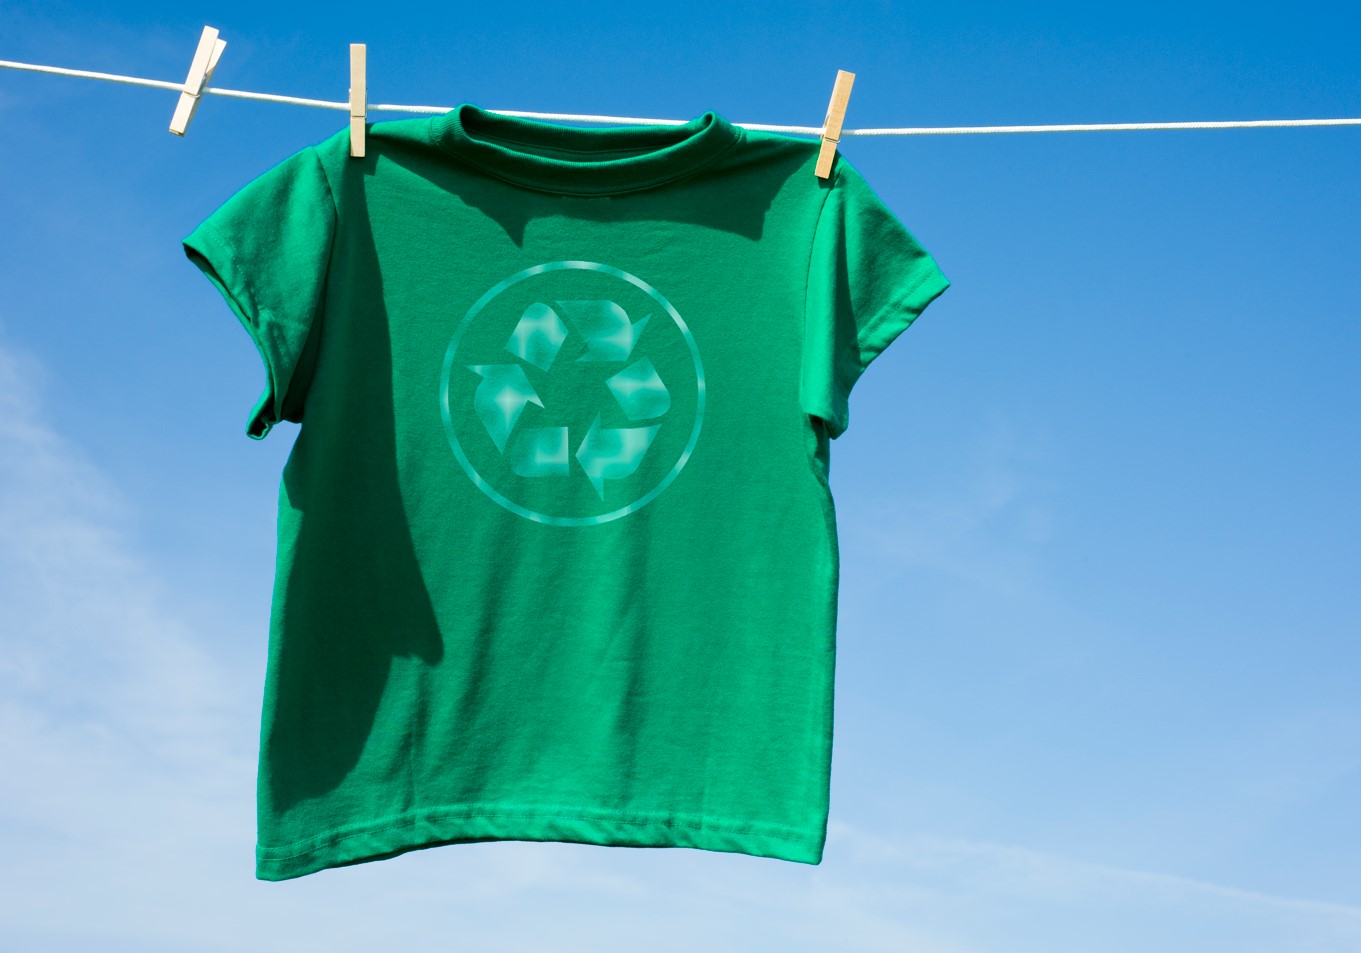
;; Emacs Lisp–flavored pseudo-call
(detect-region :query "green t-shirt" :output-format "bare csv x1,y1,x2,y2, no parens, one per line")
183,103,949,881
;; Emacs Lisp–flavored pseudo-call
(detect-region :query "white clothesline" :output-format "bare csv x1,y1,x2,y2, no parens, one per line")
4,56,1361,136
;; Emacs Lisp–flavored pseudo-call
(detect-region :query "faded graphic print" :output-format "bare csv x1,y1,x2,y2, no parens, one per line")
440,261,705,526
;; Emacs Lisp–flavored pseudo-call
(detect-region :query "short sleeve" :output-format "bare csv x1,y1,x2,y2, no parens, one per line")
802,157,950,440
182,144,337,440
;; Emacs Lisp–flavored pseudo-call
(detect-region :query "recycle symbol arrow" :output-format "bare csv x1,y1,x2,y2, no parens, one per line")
466,300,671,500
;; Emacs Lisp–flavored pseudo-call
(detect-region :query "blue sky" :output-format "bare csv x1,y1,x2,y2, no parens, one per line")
1,2,1358,950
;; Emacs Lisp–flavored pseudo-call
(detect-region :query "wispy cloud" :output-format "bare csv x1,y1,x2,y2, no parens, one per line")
828,820,1361,920
0,330,260,946
844,405,1061,599
814,820,1361,952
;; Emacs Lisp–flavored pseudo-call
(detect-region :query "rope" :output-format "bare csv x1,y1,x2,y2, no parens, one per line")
3,56,1360,136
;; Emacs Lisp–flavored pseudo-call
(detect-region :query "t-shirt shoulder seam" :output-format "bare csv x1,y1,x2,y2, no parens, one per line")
306,144,341,221
803,160,842,328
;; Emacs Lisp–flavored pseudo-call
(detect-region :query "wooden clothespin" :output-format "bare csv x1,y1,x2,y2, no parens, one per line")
170,26,226,136
815,69,855,179
349,44,367,158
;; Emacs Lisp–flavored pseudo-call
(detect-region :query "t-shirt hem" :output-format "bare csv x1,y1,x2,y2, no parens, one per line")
256,803,827,880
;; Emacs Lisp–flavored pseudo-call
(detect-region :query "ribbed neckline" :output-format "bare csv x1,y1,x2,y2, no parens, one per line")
429,103,744,195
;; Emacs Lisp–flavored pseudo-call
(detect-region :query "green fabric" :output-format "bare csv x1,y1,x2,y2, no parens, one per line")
182,103,950,882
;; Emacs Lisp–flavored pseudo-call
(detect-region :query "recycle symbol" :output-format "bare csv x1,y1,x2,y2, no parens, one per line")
466,299,670,500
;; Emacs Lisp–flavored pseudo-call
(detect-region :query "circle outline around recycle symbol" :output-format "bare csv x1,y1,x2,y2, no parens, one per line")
439,260,706,527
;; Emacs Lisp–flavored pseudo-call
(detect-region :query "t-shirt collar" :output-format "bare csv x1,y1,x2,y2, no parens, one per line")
430,103,743,196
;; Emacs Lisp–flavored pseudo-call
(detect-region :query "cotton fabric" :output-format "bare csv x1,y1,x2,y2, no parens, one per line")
182,103,949,881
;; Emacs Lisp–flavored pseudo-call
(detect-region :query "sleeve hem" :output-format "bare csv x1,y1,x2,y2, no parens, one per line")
853,261,951,373
182,219,280,440
820,262,949,441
